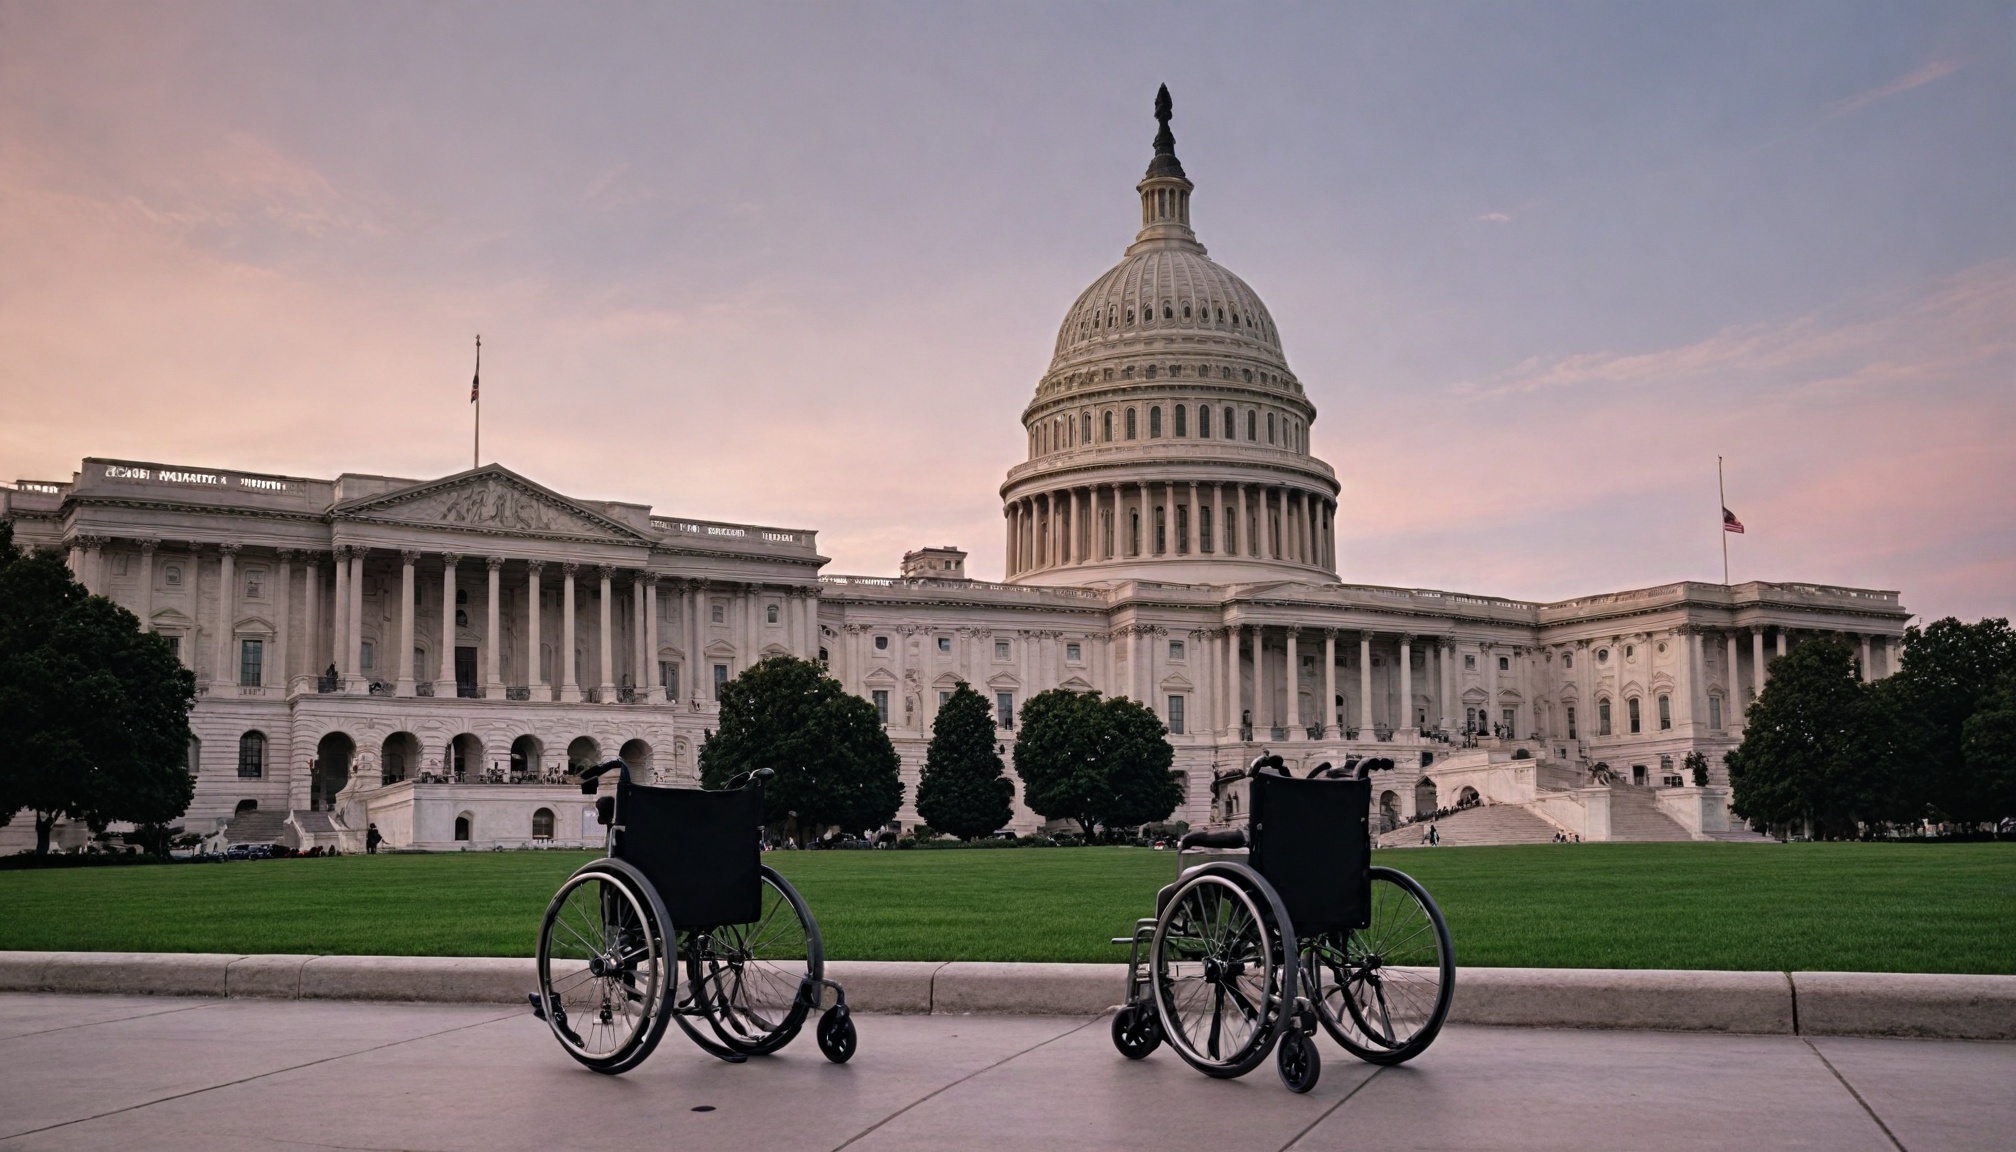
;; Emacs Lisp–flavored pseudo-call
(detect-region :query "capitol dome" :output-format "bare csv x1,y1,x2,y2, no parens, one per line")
1002,86,1339,588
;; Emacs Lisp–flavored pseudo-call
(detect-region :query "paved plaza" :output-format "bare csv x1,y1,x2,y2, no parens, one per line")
2,993,2010,1150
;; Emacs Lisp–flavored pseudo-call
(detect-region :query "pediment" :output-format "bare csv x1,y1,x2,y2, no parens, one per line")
932,673,969,689
1159,674,1195,691
986,672,1021,691
335,467,647,544
1058,676,1094,693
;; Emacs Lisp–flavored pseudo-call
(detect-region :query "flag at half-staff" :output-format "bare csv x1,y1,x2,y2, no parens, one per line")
1722,507,1745,534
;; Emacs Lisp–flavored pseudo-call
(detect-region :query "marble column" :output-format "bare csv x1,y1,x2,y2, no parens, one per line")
347,548,365,686
597,566,616,698
560,564,580,702
1070,488,1083,564
439,554,459,693
687,580,704,703
1441,641,1457,733
1859,634,1874,683
1484,642,1500,733
1358,633,1373,736
136,540,157,632
1776,631,1788,660
273,550,292,687
396,551,417,696
1726,632,1743,726
482,557,503,697
630,575,646,690
1284,628,1301,738
304,555,321,676
1236,485,1250,557
644,575,660,694
1223,625,1241,735
331,546,350,678
1004,505,1017,576
216,544,239,689
1686,630,1708,734
1751,628,1767,697
1885,635,1900,680
527,561,545,697
1322,629,1337,739
1399,634,1415,737
1185,481,1198,555
1255,629,1269,732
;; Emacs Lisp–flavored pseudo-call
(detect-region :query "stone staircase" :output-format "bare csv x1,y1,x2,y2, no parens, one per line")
221,809,288,845
1377,803,1559,848
1604,786,1695,842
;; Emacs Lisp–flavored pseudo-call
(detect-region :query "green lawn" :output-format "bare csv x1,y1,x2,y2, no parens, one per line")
1,842,2011,973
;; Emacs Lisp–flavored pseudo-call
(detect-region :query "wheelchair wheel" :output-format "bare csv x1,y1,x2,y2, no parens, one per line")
1149,870,1286,1079
1110,1003,1162,1059
535,860,673,1074
685,865,824,1056
1305,866,1454,1066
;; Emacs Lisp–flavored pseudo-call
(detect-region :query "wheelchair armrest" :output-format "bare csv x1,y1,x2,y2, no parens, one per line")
1178,827,1249,851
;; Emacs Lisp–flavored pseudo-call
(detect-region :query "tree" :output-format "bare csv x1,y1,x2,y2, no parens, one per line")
1869,617,2016,828
1682,750,1709,788
698,655,903,844
1727,638,1882,838
0,522,196,854
1960,676,2016,831
915,682,1014,840
1013,688,1179,839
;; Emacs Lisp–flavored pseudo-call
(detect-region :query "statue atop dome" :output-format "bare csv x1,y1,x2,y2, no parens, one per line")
1148,83,1186,179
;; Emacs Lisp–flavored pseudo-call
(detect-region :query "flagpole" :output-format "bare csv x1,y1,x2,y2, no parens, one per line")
1718,455,1729,586
472,335,481,471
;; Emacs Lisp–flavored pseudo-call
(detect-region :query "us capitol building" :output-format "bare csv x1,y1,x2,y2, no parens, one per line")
2,93,1910,853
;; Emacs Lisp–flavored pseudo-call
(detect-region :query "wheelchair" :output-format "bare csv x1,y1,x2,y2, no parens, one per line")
1110,754,1454,1092
528,760,856,1074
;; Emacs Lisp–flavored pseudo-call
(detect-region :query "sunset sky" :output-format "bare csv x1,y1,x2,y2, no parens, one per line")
3,2,2011,620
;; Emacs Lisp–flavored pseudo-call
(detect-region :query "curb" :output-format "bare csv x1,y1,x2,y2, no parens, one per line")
1,952,2011,1040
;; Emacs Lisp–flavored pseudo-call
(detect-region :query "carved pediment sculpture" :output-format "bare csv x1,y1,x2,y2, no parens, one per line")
344,471,639,542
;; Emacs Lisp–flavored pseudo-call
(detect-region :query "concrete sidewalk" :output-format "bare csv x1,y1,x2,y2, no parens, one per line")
2,993,2010,1151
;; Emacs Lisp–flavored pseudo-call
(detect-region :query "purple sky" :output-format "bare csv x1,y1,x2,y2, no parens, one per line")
3,2,2011,620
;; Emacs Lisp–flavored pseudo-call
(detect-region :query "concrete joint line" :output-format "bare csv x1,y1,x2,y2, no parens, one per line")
1785,970,1801,1035
1280,1066,1384,1151
1803,1037,1907,1152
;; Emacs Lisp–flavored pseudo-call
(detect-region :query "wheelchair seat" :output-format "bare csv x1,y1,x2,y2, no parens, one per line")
610,780,762,930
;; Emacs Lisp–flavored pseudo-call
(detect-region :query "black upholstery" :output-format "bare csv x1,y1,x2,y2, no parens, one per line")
610,781,763,929
1248,773,1371,934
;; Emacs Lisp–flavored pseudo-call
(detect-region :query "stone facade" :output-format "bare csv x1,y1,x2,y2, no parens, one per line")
0,97,1911,851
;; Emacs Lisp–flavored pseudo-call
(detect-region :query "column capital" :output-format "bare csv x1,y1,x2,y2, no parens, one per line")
486,555,505,571
641,572,659,587
218,542,243,556
441,551,461,567
275,547,298,563
138,538,160,555
400,549,422,565
561,561,579,576
1398,632,1417,645
526,558,545,573
596,565,616,581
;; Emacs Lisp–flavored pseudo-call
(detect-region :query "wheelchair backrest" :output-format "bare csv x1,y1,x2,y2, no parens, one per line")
610,781,763,929
1248,772,1371,935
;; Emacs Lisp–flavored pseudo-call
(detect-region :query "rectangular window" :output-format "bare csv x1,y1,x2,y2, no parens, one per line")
1599,700,1613,736
1658,695,1672,730
1169,640,1185,661
237,735,263,778
711,603,725,623
939,690,952,707
996,692,1015,729
414,646,427,680
165,635,180,660
1174,405,1187,437
361,641,375,671
873,689,890,724
1708,695,1723,731
995,640,1011,660
938,636,952,652
244,568,265,599
1167,695,1185,735
1223,513,1235,554
1155,507,1167,553
1200,506,1213,552
1066,642,1082,662
238,639,263,687
1267,412,1276,443
1566,705,1578,739
1563,653,1574,669
1628,697,1642,734
1464,654,1476,670
713,664,729,697
660,662,679,700
1498,656,1510,671
1502,708,1515,733
164,564,183,586
1247,410,1257,440
1175,505,1188,553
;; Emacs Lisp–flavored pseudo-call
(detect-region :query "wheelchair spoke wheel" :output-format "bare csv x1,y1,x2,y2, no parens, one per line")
686,865,823,1056
1150,871,1283,1079
536,863,671,1074
1307,866,1454,1066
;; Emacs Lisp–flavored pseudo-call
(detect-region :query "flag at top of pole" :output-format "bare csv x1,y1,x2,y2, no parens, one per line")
470,335,481,471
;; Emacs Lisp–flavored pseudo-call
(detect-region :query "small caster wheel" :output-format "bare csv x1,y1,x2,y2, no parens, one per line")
816,1005,857,1064
1277,1028,1320,1094
1110,1005,1162,1060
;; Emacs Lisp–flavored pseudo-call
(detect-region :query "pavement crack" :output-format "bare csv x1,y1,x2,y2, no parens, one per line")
1280,1065,1385,1150
0,997,220,1042
1802,1037,1906,1152
0,1009,521,1144
829,1015,1103,1152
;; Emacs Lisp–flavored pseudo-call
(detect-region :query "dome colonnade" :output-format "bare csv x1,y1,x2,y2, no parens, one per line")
1003,84,1339,586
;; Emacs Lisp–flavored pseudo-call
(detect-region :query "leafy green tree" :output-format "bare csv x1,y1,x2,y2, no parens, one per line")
1869,618,2016,828
1013,688,1179,839
698,655,903,844
1959,676,2016,830
1727,638,1881,838
1682,750,1709,788
0,523,196,855
915,682,1013,840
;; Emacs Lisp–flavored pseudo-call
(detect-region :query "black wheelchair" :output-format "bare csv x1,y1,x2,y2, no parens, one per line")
1110,754,1454,1092
529,760,856,1074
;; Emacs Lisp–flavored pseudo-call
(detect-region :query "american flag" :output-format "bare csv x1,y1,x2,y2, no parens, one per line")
470,335,481,403
1723,507,1745,534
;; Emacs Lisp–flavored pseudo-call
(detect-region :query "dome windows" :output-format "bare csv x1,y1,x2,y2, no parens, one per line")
1145,364,1158,380
1173,405,1187,437
1223,406,1234,436
1125,408,1138,439
1242,368,1253,383
1182,303,1192,319
1148,406,1163,438
1198,405,1212,438
1125,307,1134,324
1216,306,1225,322
1162,303,1173,320
1102,411,1114,441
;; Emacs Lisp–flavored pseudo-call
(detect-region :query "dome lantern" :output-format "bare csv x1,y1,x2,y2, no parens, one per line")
1134,84,1201,253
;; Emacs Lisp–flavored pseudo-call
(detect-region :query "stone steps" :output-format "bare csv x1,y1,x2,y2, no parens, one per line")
221,810,287,845
1605,786,1696,842
1378,803,1559,848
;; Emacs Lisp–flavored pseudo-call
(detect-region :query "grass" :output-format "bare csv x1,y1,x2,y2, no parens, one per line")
0,842,2011,973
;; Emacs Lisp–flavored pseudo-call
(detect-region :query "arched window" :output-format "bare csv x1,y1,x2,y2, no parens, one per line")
1173,405,1187,437
1125,409,1138,439
1223,406,1235,437
1598,698,1613,736
1198,405,1212,438
532,808,555,840
1081,411,1092,441
237,731,265,779
1658,694,1672,730
1102,411,1113,441
454,814,471,841
1162,302,1173,319
1246,410,1257,440
1148,406,1162,438
1627,697,1642,734
1267,412,1276,443
1145,363,1158,380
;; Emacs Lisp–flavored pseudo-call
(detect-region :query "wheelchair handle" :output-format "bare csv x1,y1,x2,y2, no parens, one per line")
723,767,776,790
578,758,630,795
1246,753,1289,779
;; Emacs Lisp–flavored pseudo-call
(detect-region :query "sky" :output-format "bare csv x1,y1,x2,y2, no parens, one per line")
2,1,2011,621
